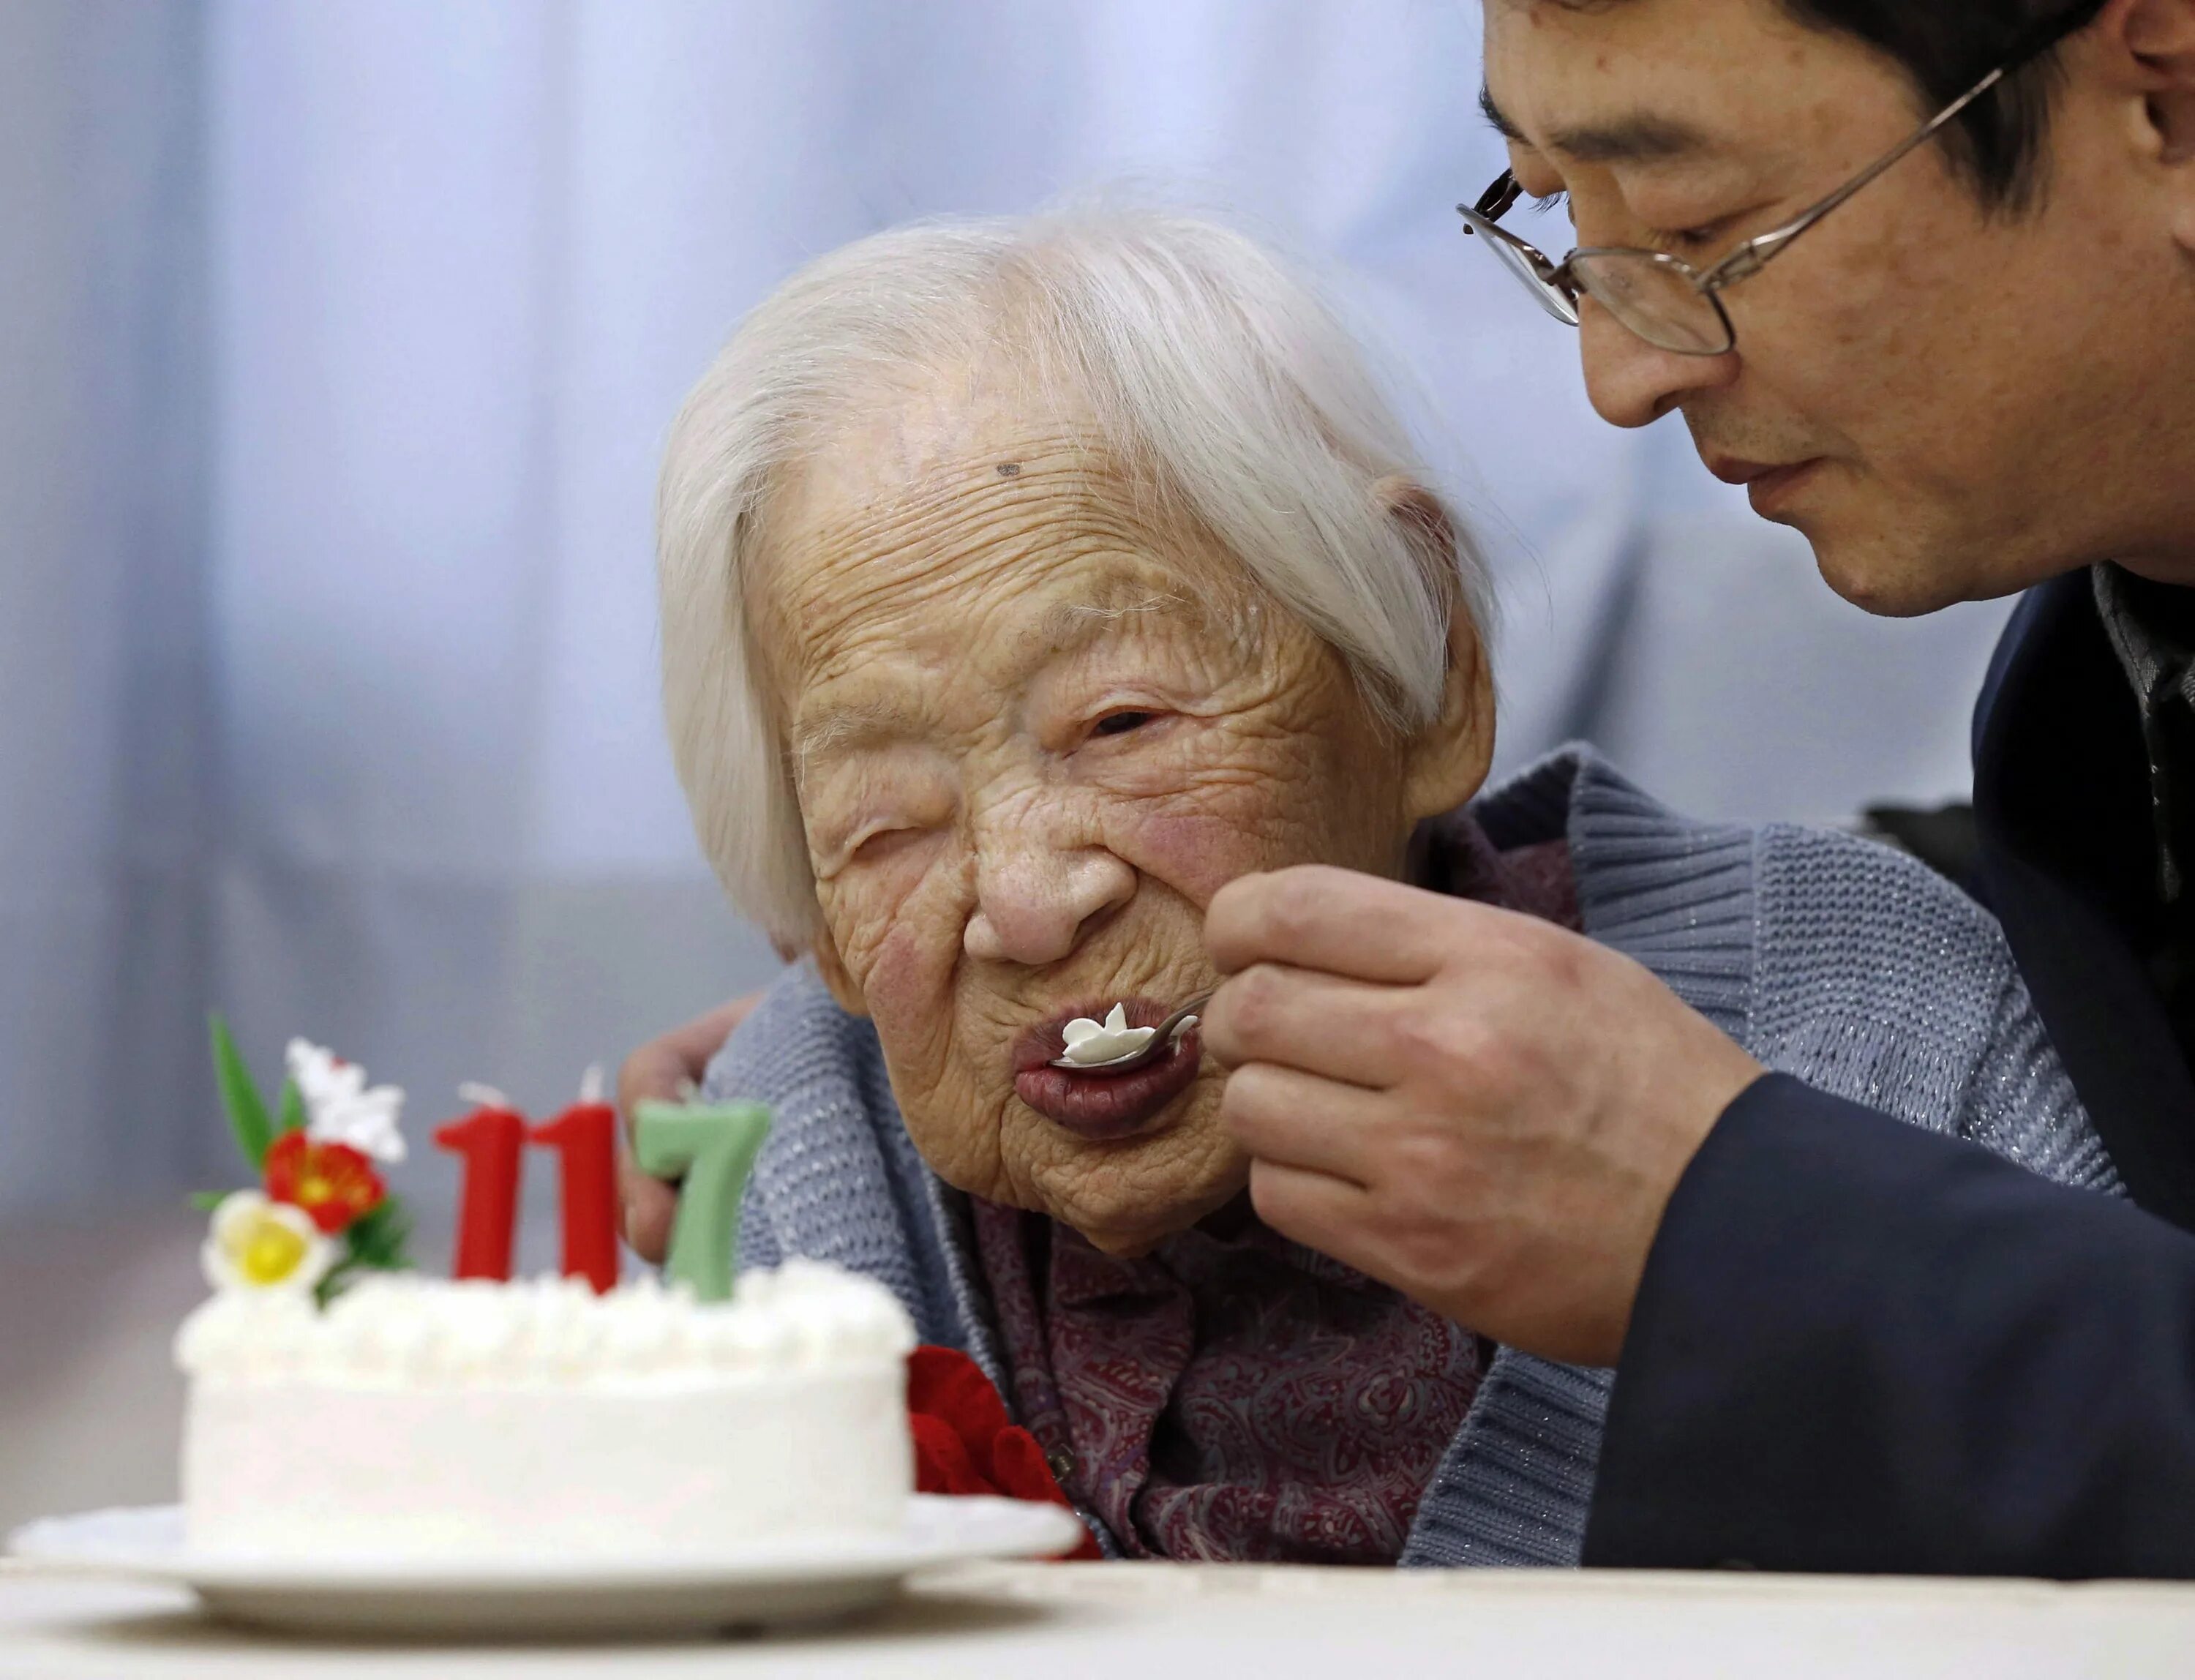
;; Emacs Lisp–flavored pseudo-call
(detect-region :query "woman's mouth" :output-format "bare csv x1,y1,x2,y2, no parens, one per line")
1012,1000,1204,1141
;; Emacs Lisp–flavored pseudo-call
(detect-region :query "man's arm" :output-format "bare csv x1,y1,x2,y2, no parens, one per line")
1586,1074,2195,1579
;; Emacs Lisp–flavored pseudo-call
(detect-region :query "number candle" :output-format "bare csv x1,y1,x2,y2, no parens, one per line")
432,1087,527,1281
530,1090,621,1294
631,1100,772,1302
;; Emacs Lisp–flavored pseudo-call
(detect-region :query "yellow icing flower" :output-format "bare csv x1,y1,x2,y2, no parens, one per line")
201,1190,337,1294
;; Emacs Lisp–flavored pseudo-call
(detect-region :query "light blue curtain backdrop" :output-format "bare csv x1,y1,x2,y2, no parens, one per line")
1,0,2017,1227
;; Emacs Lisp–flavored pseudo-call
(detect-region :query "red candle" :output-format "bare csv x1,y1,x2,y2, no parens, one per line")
433,1092,528,1281
529,1099,621,1294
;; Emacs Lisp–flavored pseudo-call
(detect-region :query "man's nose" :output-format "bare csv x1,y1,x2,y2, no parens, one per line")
964,844,1136,966
1577,299,1740,430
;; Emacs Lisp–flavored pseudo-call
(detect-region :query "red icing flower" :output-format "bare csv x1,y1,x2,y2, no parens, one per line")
907,1344,1100,1561
263,1129,386,1234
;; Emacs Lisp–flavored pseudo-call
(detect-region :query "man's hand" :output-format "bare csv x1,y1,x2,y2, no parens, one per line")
1202,866,1762,1367
618,994,764,1261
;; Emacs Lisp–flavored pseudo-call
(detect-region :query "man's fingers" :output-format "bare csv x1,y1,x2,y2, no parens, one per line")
618,1043,692,1125
616,991,766,1136
1206,866,1477,983
1244,1157,1377,1267
1219,1061,1384,1185
620,1154,679,1263
1204,964,1417,1088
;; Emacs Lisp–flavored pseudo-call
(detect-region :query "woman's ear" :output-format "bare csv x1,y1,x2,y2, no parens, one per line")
1375,476,1497,822
806,921,871,1018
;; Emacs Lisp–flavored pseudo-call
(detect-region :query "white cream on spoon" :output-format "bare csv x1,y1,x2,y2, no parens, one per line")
1058,1003,1156,1068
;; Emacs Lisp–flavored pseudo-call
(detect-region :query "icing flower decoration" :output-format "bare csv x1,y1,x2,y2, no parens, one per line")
198,1015,416,1304
262,1129,386,1234
1058,1003,1155,1067
286,1038,408,1163
201,1190,338,1295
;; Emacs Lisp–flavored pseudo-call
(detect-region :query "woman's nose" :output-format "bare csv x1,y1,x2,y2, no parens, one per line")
964,846,1136,966
1577,299,1740,429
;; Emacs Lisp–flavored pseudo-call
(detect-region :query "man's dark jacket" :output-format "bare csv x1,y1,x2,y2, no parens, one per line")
1583,571,2195,1578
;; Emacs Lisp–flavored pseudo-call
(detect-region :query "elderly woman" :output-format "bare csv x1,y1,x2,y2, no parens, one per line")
643,208,2115,1567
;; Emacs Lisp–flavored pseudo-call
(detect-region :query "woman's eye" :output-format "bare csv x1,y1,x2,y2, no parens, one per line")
849,825,921,863
1091,709,1158,738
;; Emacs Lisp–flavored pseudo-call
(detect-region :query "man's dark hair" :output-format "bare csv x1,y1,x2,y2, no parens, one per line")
1774,0,2109,209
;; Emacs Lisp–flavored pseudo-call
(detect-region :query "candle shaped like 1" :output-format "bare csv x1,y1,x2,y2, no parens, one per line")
631,1100,772,1302
529,1098,621,1294
432,1097,528,1280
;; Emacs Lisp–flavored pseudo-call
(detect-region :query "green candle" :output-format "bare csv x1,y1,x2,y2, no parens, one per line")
631,1100,773,1302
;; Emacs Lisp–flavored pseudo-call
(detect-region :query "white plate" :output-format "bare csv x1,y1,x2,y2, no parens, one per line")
6,1496,1084,1638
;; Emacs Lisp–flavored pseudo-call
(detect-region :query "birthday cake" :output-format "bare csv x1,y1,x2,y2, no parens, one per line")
173,1028,916,1560
176,1264,915,1559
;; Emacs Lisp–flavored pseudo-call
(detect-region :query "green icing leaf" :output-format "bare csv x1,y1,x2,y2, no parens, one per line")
316,1200,416,1307
277,1079,307,1136
209,1014,273,1170
187,1188,229,1212
344,1199,413,1273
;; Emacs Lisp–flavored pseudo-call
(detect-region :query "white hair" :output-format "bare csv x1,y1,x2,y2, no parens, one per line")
658,206,1496,948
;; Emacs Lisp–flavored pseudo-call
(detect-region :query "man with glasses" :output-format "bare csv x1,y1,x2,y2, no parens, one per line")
1201,0,2195,1575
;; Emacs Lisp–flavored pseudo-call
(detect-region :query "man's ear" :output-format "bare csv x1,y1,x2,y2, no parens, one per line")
1374,476,1498,822
2105,0,2195,181
806,922,870,1018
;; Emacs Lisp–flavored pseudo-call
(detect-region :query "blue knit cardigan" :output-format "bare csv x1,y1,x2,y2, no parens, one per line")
702,747,2119,1567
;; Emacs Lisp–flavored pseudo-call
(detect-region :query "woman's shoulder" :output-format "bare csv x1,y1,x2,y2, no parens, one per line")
701,963,908,1201
1494,746,2103,1177
703,964,884,1106
1746,815,2016,1054
1479,743,2015,1018
1747,816,2112,1189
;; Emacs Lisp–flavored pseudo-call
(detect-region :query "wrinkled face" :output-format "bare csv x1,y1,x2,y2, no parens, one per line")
1484,0,2195,610
751,373,1442,1255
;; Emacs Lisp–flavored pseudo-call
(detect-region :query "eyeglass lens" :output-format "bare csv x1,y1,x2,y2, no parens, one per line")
1566,252,1733,355
1463,214,1581,327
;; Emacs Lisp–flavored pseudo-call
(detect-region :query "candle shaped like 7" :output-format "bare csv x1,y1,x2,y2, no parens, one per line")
631,1100,773,1302
529,1100,620,1294
432,1101,528,1280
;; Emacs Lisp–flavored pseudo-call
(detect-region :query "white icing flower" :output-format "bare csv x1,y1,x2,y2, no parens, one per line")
1059,1002,1156,1066
286,1038,408,1161
201,1190,338,1295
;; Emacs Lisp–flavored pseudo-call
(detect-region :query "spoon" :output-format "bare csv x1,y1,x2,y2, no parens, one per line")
1049,992,1214,1075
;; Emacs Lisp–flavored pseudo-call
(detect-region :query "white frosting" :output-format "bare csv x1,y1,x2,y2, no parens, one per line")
176,1261,918,1559
175,1259,914,1390
1059,1002,1156,1066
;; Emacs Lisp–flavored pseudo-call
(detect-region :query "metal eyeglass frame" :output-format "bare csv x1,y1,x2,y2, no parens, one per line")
1458,58,2021,356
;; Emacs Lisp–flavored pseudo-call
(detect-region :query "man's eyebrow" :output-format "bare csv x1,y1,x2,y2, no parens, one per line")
1479,83,1709,164
1479,85,1524,142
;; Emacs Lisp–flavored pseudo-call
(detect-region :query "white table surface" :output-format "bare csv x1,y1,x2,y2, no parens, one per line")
7,1556,2195,1679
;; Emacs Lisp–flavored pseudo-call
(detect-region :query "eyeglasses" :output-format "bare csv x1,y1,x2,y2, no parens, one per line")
1459,51,2033,356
